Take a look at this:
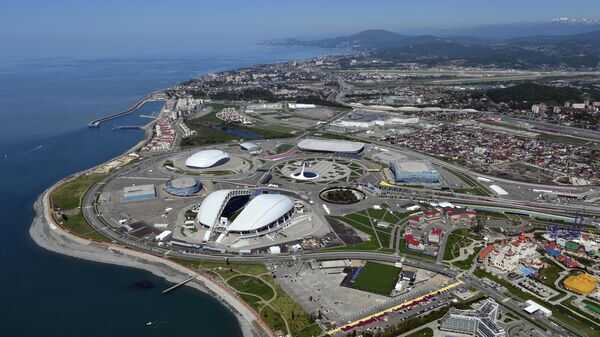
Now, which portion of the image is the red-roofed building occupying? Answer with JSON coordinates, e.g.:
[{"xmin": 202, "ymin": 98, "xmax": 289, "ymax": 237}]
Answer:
[
  {"xmin": 428, "ymin": 228, "xmax": 443, "ymax": 244},
  {"xmin": 479, "ymin": 244, "xmax": 495, "ymax": 262},
  {"xmin": 404, "ymin": 233, "xmax": 425, "ymax": 251}
]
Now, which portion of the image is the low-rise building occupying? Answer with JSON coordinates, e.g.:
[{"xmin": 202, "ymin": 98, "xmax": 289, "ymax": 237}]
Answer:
[{"xmin": 440, "ymin": 299, "xmax": 505, "ymax": 337}]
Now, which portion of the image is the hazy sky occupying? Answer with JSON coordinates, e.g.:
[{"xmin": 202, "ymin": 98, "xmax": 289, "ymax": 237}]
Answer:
[{"xmin": 1, "ymin": 0, "xmax": 599, "ymax": 59}]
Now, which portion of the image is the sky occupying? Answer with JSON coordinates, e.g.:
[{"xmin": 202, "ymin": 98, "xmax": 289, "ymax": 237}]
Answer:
[{"xmin": 1, "ymin": 0, "xmax": 600, "ymax": 59}]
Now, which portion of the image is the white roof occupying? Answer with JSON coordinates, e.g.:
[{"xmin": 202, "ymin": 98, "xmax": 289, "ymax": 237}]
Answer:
[
  {"xmin": 240, "ymin": 142, "xmax": 259, "ymax": 150},
  {"xmin": 298, "ymin": 138, "xmax": 364, "ymax": 153},
  {"xmin": 196, "ymin": 190, "xmax": 232, "ymax": 227},
  {"xmin": 228, "ymin": 194, "xmax": 294, "ymax": 232},
  {"xmin": 489, "ymin": 184, "xmax": 508, "ymax": 196},
  {"xmin": 524, "ymin": 300, "xmax": 552, "ymax": 315},
  {"xmin": 185, "ymin": 149, "xmax": 229, "ymax": 168}
]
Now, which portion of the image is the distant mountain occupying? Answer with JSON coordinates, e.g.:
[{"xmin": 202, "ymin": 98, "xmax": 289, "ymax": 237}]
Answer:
[
  {"xmin": 273, "ymin": 29, "xmax": 415, "ymax": 49},
  {"xmin": 509, "ymin": 29, "xmax": 600, "ymax": 47},
  {"xmin": 440, "ymin": 21, "xmax": 600, "ymax": 39},
  {"xmin": 272, "ymin": 28, "xmax": 600, "ymax": 69}
]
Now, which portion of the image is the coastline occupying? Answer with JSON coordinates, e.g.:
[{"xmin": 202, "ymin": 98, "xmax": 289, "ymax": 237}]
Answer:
[
  {"xmin": 28, "ymin": 93, "xmax": 272, "ymax": 337},
  {"xmin": 29, "ymin": 187, "xmax": 266, "ymax": 337}
]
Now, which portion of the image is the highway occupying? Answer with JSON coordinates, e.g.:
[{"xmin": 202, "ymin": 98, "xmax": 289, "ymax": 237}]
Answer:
[
  {"xmin": 76, "ymin": 108, "xmax": 596, "ymax": 337},
  {"xmin": 79, "ymin": 172, "xmax": 579, "ymax": 336},
  {"xmin": 380, "ymin": 185, "xmax": 600, "ymax": 222}
]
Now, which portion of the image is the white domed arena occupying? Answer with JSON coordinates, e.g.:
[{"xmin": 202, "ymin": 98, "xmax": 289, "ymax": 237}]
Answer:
[
  {"xmin": 196, "ymin": 189, "xmax": 295, "ymax": 238},
  {"xmin": 185, "ymin": 149, "xmax": 230, "ymax": 169}
]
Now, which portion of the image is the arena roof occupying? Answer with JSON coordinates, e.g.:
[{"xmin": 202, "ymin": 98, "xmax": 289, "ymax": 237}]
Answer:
[
  {"xmin": 169, "ymin": 177, "xmax": 198, "ymax": 189},
  {"xmin": 185, "ymin": 149, "xmax": 229, "ymax": 168},
  {"xmin": 196, "ymin": 190, "xmax": 232, "ymax": 227},
  {"xmin": 391, "ymin": 160, "xmax": 432, "ymax": 172},
  {"xmin": 228, "ymin": 194, "xmax": 294, "ymax": 232},
  {"xmin": 297, "ymin": 138, "xmax": 364, "ymax": 153}
]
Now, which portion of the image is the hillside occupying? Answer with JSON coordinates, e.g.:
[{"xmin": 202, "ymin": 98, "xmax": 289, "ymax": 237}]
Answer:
[{"xmin": 272, "ymin": 29, "xmax": 600, "ymax": 68}]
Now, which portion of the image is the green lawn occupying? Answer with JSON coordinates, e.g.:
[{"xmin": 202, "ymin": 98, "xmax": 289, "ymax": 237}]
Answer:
[
  {"xmin": 50, "ymin": 173, "xmax": 110, "ymax": 242},
  {"xmin": 182, "ymin": 111, "xmax": 295, "ymax": 147},
  {"xmin": 443, "ymin": 230, "xmax": 474, "ymax": 260},
  {"xmin": 62, "ymin": 211, "xmax": 111, "ymax": 242},
  {"xmin": 260, "ymin": 305, "xmax": 287, "ymax": 334},
  {"xmin": 324, "ymin": 217, "xmax": 381, "ymax": 252},
  {"xmin": 171, "ymin": 259, "xmax": 267, "ymax": 280},
  {"xmin": 228, "ymin": 275, "xmax": 274, "ymax": 301},
  {"xmin": 51, "ymin": 173, "xmax": 106, "ymax": 210},
  {"xmin": 377, "ymin": 231, "xmax": 391, "ymax": 248},
  {"xmin": 173, "ymin": 259, "xmax": 320, "ymax": 337},
  {"xmin": 537, "ymin": 258, "xmax": 566, "ymax": 295},
  {"xmin": 352, "ymin": 262, "xmax": 400, "ymax": 296}
]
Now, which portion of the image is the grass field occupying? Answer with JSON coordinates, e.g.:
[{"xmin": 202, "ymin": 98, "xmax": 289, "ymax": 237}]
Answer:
[
  {"xmin": 51, "ymin": 173, "xmax": 106, "ymax": 210},
  {"xmin": 228, "ymin": 275, "xmax": 275, "ymax": 301},
  {"xmin": 443, "ymin": 229, "xmax": 474, "ymax": 261},
  {"xmin": 62, "ymin": 211, "xmax": 111, "ymax": 242},
  {"xmin": 327, "ymin": 206, "xmax": 408, "ymax": 252},
  {"xmin": 182, "ymin": 111, "xmax": 295, "ymax": 147},
  {"xmin": 537, "ymin": 258, "xmax": 565, "ymax": 290},
  {"xmin": 173, "ymin": 259, "xmax": 320, "ymax": 337},
  {"xmin": 352, "ymin": 262, "xmax": 400, "ymax": 296},
  {"xmin": 50, "ymin": 173, "xmax": 110, "ymax": 242}
]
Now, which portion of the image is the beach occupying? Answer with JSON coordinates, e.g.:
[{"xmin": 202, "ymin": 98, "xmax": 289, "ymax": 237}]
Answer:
[{"xmin": 29, "ymin": 186, "xmax": 267, "ymax": 337}]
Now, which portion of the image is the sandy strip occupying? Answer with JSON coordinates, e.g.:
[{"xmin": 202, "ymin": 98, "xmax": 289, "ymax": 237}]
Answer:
[{"xmin": 29, "ymin": 188, "xmax": 271, "ymax": 337}]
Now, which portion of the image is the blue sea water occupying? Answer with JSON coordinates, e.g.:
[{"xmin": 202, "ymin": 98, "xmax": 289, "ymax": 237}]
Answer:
[{"xmin": 0, "ymin": 47, "xmax": 330, "ymax": 337}]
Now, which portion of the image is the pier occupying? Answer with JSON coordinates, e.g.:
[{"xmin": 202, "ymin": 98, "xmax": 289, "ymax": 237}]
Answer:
[
  {"xmin": 162, "ymin": 275, "xmax": 196, "ymax": 294},
  {"xmin": 88, "ymin": 90, "xmax": 167, "ymax": 128}
]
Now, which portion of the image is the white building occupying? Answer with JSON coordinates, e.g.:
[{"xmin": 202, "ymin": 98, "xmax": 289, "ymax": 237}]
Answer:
[{"xmin": 185, "ymin": 150, "xmax": 230, "ymax": 168}]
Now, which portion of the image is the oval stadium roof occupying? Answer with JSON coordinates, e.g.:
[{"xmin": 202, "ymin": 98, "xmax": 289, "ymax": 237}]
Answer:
[
  {"xmin": 297, "ymin": 138, "xmax": 364, "ymax": 153},
  {"xmin": 196, "ymin": 189, "xmax": 232, "ymax": 227},
  {"xmin": 228, "ymin": 194, "xmax": 294, "ymax": 232},
  {"xmin": 169, "ymin": 176, "xmax": 198, "ymax": 189},
  {"xmin": 185, "ymin": 149, "xmax": 230, "ymax": 168}
]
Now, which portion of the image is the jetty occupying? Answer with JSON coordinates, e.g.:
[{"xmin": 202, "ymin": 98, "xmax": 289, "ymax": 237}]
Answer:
[
  {"xmin": 88, "ymin": 90, "xmax": 167, "ymax": 128},
  {"xmin": 162, "ymin": 276, "xmax": 196, "ymax": 294}
]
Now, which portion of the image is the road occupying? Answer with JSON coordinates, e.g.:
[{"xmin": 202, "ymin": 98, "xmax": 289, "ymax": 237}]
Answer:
[{"xmin": 81, "ymin": 175, "xmax": 574, "ymax": 336}]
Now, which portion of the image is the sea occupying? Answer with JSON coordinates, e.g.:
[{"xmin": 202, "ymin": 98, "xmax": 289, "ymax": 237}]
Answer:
[{"xmin": 0, "ymin": 46, "xmax": 331, "ymax": 337}]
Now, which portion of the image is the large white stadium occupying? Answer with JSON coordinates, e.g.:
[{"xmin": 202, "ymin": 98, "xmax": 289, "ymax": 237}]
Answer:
[
  {"xmin": 196, "ymin": 189, "xmax": 295, "ymax": 238},
  {"xmin": 185, "ymin": 149, "xmax": 230, "ymax": 168},
  {"xmin": 297, "ymin": 138, "xmax": 365, "ymax": 153}
]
